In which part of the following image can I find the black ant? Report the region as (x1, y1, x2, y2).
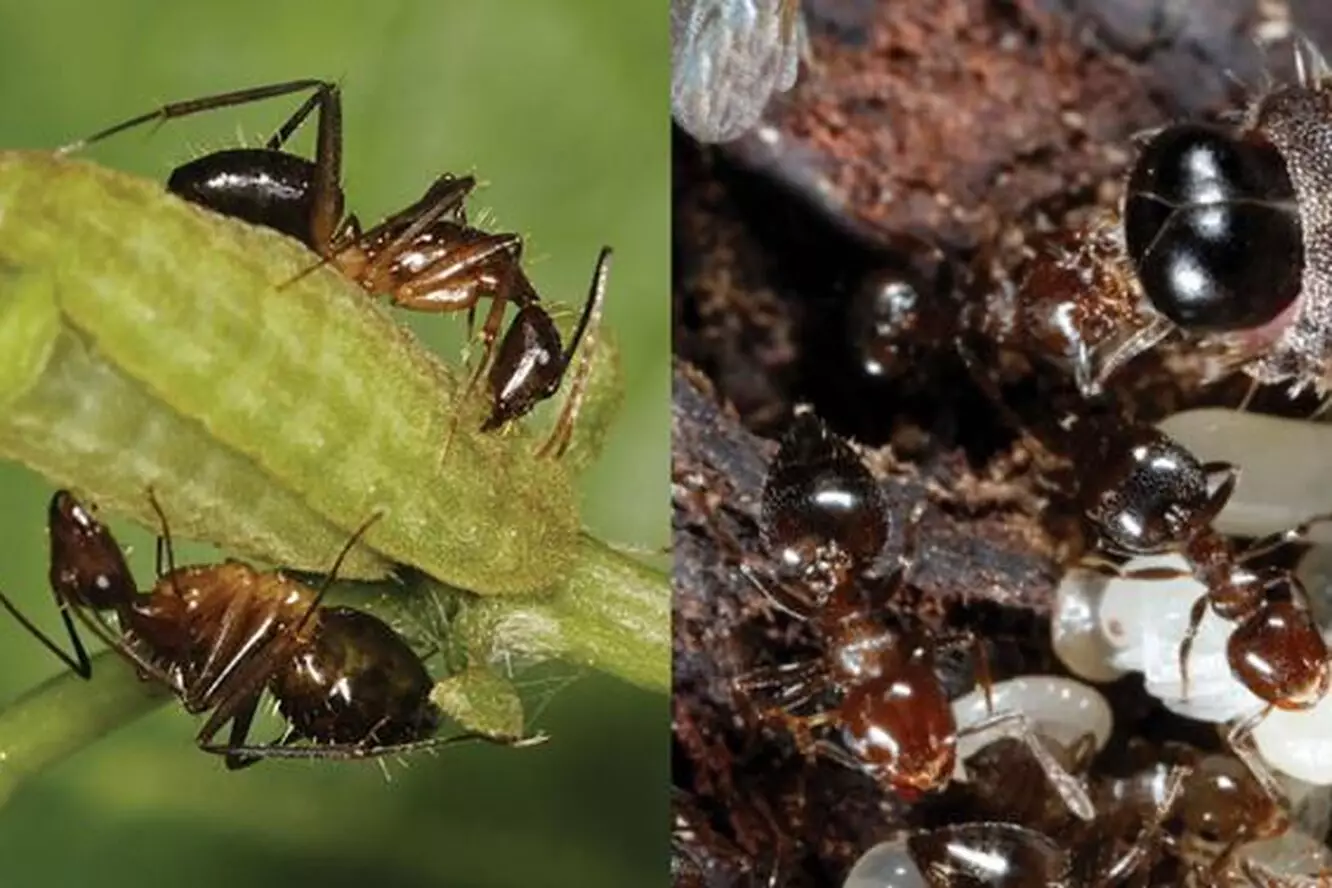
(0, 489, 544, 768)
(1076, 420, 1331, 803)
(60, 79, 608, 453)
(735, 411, 1095, 818)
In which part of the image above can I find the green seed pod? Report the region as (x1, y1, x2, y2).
(0, 151, 580, 594)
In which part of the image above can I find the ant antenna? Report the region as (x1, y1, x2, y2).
(298, 509, 386, 633)
(538, 246, 613, 459)
(146, 486, 177, 579)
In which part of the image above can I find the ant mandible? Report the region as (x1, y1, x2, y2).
(0, 489, 544, 767)
(1078, 420, 1332, 803)
(737, 411, 1095, 819)
(59, 79, 608, 453)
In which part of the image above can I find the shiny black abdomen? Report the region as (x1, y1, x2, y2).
(167, 148, 323, 248)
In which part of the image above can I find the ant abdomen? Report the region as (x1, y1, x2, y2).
(1227, 598, 1329, 709)
(481, 304, 565, 432)
(760, 412, 887, 580)
(840, 637, 957, 799)
(1124, 123, 1302, 332)
(166, 148, 338, 249)
(272, 606, 439, 746)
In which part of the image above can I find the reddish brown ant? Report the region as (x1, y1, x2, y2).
(1076, 420, 1331, 801)
(0, 489, 543, 767)
(736, 411, 1095, 818)
(59, 80, 608, 449)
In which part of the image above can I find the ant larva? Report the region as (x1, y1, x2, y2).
(671, 0, 806, 144)
(59, 79, 608, 451)
(1075, 420, 1331, 802)
(736, 411, 1095, 819)
(0, 489, 543, 767)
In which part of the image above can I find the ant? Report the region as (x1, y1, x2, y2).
(846, 764, 1187, 888)
(1076, 420, 1331, 803)
(735, 411, 1095, 819)
(0, 489, 544, 767)
(965, 40, 1332, 400)
(59, 79, 608, 451)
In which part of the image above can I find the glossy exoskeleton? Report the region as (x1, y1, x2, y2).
(62, 80, 607, 443)
(0, 490, 542, 767)
(1123, 123, 1302, 332)
(1079, 421, 1331, 800)
(739, 411, 1094, 818)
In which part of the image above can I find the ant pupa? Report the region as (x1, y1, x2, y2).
(736, 411, 1095, 819)
(0, 489, 543, 767)
(1076, 421, 1332, 803)
(671, 0, 806, 144)
(59, 79, 608, 446)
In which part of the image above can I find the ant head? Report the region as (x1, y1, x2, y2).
(481, 305, 564, 432)
(1082, 426, 1212, 554)
(273, 607, 439, 746)
(1124, 122, 1302, 333)
(47, 490, 135, 611)
(760, 412, 887, 590)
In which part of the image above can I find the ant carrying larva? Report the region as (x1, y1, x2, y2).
(59, 79, 609, 457)
(0, 489, 544, 768)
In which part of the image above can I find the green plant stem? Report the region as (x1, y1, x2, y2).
(0, 538, 667, 807)
(0, 651, 167, 806)
(451, 534, 670, 693)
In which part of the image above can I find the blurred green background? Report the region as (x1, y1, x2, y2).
(0, 2, 668, 887)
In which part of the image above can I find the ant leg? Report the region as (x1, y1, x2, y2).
(957, 710, 1095, 821)
(201, 729, 550, 762)
(145, 487, 178, 579)
(812, 737, 871, 773)
(0, 590, 92, 678)
(1096, 764, 1189, 886)
(1197, 461, 1240, 528)
(58, 79, 334, 155)
(62, 598, 183, 694)
(215, 691, 264, 771)
(538, 247, 613, 459)
(1226, 704, 1289, 815)
(283, 171, 479, 289)
(734, 659, 828, 708)
(349, 175, 483, 288)
(301, 509, 385, 624)
(1086, 315, 1175, 396)
(1176, 593, 1210, 702)
(935, 630, 994, 714)
(1241, 511, 1332, 562)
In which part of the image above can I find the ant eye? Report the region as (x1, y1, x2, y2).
(760, 413, 887, 569)
(1124, 123, 1303, 331)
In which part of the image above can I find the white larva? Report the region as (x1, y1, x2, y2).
(949, 674, 1113, 773)
(1158, 408, 1332, 543)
